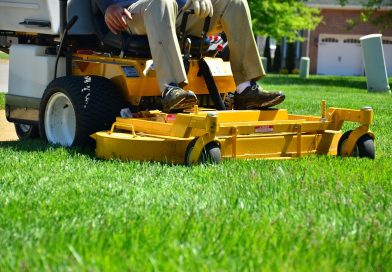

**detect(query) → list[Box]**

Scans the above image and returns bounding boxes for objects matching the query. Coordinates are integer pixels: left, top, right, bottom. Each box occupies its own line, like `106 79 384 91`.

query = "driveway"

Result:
0 110 17 141
0 59 15 141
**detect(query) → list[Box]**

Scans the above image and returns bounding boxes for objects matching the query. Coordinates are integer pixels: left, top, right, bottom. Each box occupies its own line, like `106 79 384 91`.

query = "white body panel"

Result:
8 44 65 98
0 0 94 35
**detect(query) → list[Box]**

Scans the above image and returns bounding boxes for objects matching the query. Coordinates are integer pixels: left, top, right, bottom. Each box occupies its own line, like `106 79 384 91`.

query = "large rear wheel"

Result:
39 76 125 147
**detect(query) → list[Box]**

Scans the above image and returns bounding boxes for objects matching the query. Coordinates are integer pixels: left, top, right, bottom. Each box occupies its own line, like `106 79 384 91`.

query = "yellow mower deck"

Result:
91 101 374 165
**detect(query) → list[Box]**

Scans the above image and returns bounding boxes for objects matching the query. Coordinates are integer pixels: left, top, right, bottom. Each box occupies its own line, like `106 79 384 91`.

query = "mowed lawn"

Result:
0 75 391 271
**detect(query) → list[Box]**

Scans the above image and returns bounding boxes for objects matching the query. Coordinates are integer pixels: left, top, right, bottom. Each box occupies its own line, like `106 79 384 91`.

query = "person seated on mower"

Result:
96 0 285 112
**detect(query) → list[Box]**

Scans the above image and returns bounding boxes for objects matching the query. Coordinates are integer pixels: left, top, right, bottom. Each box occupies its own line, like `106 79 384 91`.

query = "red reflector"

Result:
255 125 273 133
167 114 176 122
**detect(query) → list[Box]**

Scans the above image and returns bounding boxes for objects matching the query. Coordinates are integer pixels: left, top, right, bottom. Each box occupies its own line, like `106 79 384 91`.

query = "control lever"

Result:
183 37 192 74
178 10 224 110
179 10 211 58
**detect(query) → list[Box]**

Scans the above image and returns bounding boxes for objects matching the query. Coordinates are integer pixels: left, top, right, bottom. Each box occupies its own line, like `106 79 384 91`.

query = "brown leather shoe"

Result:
233 82 285 110
162 84 197 113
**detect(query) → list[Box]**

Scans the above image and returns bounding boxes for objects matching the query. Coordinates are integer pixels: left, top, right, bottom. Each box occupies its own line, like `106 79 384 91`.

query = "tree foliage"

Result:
248 0 322 42
339 0 392 31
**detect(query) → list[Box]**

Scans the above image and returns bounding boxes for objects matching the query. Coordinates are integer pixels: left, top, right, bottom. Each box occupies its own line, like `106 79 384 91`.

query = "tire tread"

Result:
40 76 125 146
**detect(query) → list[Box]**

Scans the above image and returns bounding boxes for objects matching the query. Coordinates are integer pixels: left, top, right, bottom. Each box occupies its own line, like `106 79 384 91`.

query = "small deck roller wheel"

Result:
185 139 222 165
14 123 40 140
338 130 375 159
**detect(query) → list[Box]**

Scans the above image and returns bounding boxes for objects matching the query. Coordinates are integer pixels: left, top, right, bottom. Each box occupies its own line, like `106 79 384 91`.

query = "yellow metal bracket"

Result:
321 100 327 120
186 113 219 165
109 122 137 137
231 126 239 158
327 106 373 131
295 124 302 157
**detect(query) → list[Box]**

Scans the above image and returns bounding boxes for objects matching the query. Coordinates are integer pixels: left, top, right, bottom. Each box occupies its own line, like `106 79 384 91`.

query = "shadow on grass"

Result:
262 75 370 89
0 139 188 166
0 139 96 158
0 139 48 151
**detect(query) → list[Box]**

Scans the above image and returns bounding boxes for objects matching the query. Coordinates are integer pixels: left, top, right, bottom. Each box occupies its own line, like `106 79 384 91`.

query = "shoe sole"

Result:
234 95 285 110
164 97 197 112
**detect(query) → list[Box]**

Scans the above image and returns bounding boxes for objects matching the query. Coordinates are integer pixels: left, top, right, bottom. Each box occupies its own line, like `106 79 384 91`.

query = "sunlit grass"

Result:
0 51 8 60
0 75 391 271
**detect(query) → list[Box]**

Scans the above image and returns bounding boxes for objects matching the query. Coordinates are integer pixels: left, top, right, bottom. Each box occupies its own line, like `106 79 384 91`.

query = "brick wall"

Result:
303 9 392 73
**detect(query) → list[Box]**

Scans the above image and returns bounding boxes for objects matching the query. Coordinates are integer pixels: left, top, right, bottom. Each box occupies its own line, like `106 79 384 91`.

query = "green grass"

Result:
0 51 9 96
1 75 392 271
0 93 4 109
0 51 9 60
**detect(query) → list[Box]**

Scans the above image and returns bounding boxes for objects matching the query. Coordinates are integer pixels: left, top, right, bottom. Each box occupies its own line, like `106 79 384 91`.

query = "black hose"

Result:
54 16 78 80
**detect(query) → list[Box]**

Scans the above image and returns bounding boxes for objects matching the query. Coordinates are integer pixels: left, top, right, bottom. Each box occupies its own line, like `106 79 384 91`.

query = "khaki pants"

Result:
126 0 265 92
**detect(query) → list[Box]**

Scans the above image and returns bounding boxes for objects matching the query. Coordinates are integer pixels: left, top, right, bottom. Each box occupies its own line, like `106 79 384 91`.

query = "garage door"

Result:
317 34 392 77
317 34 364 76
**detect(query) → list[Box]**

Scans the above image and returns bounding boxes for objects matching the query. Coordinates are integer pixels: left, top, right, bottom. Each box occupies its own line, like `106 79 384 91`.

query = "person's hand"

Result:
183 0 213 18
104 4 132 34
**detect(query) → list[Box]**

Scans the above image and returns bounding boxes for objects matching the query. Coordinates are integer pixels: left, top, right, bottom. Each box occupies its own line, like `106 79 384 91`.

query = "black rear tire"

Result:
39 75 125 147
338 130 375 159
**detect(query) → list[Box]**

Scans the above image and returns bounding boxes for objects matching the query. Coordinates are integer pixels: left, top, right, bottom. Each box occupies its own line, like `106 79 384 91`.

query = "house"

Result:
303 0 392 76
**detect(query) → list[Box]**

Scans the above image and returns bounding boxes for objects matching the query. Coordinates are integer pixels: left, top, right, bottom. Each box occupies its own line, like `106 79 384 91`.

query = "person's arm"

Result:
95 0 133 34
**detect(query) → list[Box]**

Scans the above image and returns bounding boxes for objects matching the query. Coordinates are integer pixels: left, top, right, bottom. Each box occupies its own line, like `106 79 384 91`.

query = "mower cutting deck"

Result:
91 101 375 165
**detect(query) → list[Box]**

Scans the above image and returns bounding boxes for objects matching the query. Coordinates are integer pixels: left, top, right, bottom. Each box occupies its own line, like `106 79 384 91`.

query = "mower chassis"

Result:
72 53 236 106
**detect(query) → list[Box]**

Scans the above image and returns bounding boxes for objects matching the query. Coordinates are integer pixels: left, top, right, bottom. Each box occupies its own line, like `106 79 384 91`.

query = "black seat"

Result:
90 0 210 58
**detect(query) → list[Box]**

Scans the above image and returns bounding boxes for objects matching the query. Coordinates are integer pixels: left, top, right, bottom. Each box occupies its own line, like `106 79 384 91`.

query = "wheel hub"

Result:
44 92 76 146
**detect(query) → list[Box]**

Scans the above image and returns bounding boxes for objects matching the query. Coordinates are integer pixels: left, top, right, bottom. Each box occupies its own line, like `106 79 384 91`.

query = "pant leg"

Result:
126 0 188 93
220 0 265 84
179 0 265 85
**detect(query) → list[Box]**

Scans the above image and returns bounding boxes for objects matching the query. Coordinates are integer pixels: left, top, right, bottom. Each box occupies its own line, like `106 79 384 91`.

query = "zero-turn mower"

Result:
0 0 375 164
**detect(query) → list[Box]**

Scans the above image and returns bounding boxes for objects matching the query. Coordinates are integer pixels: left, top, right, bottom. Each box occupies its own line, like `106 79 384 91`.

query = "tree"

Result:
339 0 392 31
273 43 282 72
285 42 295 74
263 37 272 72
248 0 322 42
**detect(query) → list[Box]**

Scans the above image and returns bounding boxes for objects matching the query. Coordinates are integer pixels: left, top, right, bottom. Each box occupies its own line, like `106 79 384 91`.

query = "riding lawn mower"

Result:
0 0 375 164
